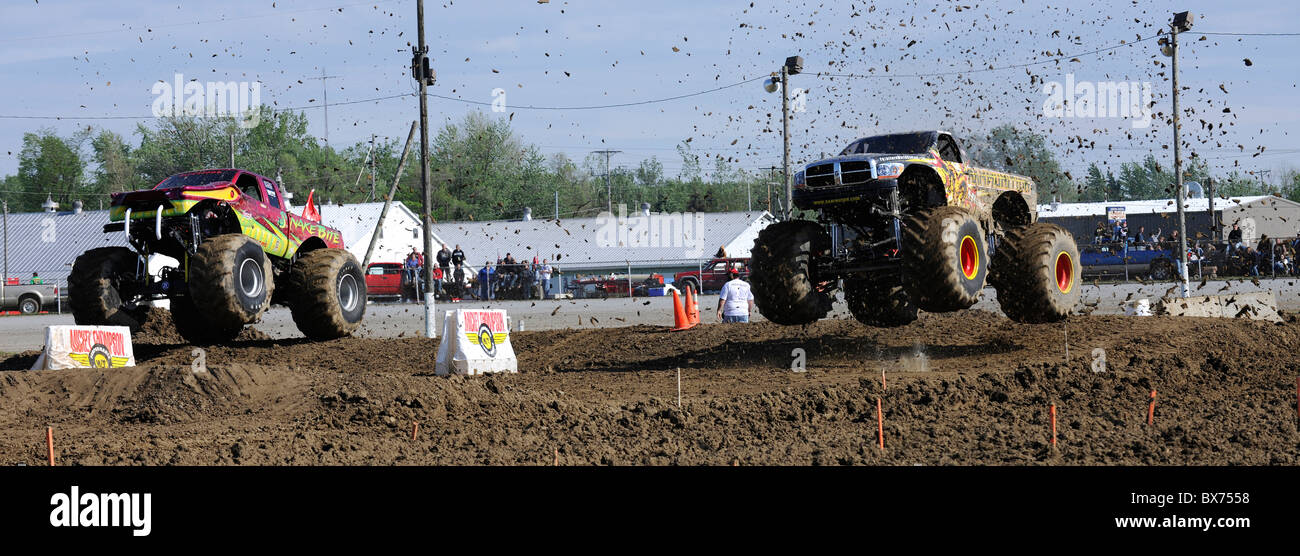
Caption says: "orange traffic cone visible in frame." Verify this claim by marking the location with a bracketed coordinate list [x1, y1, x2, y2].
[684, 285, 701, 325]
[671, 289, 695, 331]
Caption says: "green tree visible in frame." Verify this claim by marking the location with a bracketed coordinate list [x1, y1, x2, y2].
[14, 128, 92, 212]
[1079, 164, 1108, 202]
[90, 130, 139, 195]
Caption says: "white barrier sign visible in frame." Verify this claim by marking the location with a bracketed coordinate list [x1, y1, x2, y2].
[31, 325, 135, 370]
[435, 309, 518, 376]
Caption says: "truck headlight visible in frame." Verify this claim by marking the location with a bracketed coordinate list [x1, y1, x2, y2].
[873, 162, 904, 179]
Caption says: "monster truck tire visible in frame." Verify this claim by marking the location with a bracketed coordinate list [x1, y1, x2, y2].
[750, 220, 832, 325]
[902, 206, 988, 312]
[286, 248, 366, 339]
[171, 295, 242, 344]
[69, 246, 147, 330]
[844, 277, 917, 327]
[189, 234, 274, 332]
[989, 222, 1081, 323]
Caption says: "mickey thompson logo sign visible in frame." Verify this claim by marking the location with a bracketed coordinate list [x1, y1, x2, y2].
[68, 328, 130, 368]
[462, 310, 507, 358]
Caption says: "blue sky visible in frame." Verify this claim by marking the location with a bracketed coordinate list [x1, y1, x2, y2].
[1, 0, 1297, 188]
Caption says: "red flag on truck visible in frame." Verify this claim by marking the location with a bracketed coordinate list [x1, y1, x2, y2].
[302, 189, 320, 222]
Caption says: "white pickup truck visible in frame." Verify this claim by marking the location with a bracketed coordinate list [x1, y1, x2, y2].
[1, 281, 60, 314]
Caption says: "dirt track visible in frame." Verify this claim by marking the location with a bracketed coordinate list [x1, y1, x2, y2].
[2, 308, 1299, 465]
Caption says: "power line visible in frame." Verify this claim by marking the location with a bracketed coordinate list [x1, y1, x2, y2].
[3, 32, 1295, 122]
[425, 76, 768, 110]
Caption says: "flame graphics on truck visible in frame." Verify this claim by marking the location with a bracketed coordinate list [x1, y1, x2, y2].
[67, 328, 131, 368]
[462, 310, 508, 358]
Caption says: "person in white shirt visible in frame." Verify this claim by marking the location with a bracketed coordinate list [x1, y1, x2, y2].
[537, 259, 553, 296]
[716, 268, 754, 323]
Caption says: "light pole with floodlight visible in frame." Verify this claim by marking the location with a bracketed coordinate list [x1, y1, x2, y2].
[1159, 11, 1193, 298]
[765, 56, 803, 220]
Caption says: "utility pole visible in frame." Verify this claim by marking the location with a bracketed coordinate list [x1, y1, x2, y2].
[229, 133, 235, 168]
[1161, 12, 1194, 298]
[3, 200, 8, 287]
[413, 0, 437, 338]
[593, 149, 621, 213]
[554, 190, 559, 220]
[781, 64, 792, 220]
[369, 134, 377, 201]
[762, 166, 781, 213]
[764, 57, 802, 220]
[363, 122, 418, 267]
[307, 67, 341, 148]
[1207, 176, 1217, 241]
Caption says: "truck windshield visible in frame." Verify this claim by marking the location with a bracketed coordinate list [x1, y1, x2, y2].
[840, 132, 937, 155]
[154, 170, 238, 190]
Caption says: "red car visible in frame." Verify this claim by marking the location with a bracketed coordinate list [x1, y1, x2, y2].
[366, 263, 405, 300]
[674, 258, 750, 294]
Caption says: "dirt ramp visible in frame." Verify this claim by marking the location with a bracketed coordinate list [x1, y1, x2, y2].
[0, 363, 309, 425]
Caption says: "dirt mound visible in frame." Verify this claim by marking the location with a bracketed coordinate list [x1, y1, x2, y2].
[135, 308, 186, 344]
[134, 307, 271, 345]
[0, 350, 41, 371]
[1, 311, 1297, 465]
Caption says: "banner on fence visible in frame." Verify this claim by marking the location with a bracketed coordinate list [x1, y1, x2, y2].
[1106, 206, 1126, 225]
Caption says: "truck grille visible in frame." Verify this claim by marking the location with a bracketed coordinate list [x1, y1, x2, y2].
[805, 163, 836, 188]
[803, 161, 876, 188]
[839, 161, 872, 186]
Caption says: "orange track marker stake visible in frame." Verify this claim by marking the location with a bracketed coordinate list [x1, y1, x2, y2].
[882, 368, 887, 390]
[1147, 390, 1157, 426]
[553, 447, 559, 466]
[412, 421, 420, 440]
[876, 397, 885, 450]
[46, 427, 54, 466]
[1049, 405, 1057, 446]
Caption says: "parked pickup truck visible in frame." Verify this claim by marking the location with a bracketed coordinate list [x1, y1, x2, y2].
[673, 258, 750, 294]
[365, 262, 406, 300]
[1, 280, 60, 314]
[1079, 242, 1177, 280]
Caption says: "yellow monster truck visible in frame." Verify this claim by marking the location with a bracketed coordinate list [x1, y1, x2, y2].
[752, 130, 1081, 326]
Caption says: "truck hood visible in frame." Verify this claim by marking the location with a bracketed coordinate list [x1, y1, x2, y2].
[110, 182, 236, 207]
[804, 152, 919, 169]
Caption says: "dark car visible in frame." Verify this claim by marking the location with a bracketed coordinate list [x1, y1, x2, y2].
[1079, 242, 1177, 280]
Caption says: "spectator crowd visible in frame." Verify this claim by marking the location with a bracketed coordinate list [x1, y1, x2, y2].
[1090, 220, 1299, 278]
[393, 243, 559, 302]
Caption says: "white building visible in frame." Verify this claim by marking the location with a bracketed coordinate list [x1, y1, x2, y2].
[316, 202, 444, 265]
